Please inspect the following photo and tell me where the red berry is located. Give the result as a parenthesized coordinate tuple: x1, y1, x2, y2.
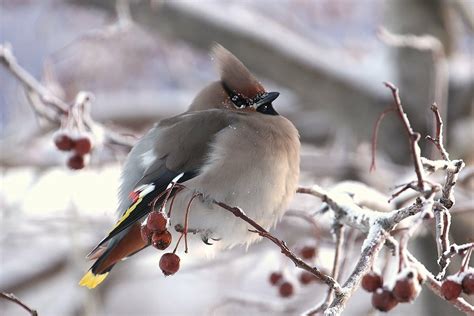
(393, 272, 420, 303)
(361, 272, 383, 293)
(54, 133, 74, 151)
(269, 272, 283, 286)
(299, 271, 317, 285)
(441, 279, 462, 300)
(74, 137, 93, 155)
(152, 230, 172, 250)
(301, 246, 317, 260)
(140, 225, 153, 244)
(372, 288, 398, 312)
(146, 212, 168, 233)
(159, 253, 180, 276)
(279, 281, 294, 298)
(67, 154, 85, 170)
(462, 273, 474, 295)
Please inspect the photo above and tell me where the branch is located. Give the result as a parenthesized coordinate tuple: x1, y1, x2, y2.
(0, 292, 38, 316)
(383, 82, 425, 190)
(406, 251, 474, 314)
(0, 43, 134, 150)
(307, 224, 345, 315)
(212, 200, 343, 294)
(298, 185, 426, 314)
(426, 104, 450, 160)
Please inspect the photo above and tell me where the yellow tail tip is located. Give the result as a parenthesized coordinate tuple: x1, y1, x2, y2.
(79, 270, 109, 289)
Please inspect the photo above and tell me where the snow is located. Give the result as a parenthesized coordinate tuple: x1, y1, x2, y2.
(447, 268, 474, 284)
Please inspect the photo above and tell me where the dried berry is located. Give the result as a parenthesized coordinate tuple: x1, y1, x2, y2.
(159, 253, 180, 276)
(362, 272, 383, 293)
(372, 288, 398, 312)
(54, 133, 74, 151)
(152, 230, 172, 250)
(269, 272, 283, 286)
(393, 271, 420, 303)
(67, 154, 85, 170)
(299, 271, 317, 285)
(74, 136, 93, 155)
(441, 279, 462, 300)
(146, 212, 168, 233)
(462, 273, 474, 295)
(279, 281, 294, 298)
(300, 246, 317, 260)
(140, 224, 153, 244)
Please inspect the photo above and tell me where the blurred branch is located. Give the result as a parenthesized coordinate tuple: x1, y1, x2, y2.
(452, 0, 474, 32)
(307, 224, 345, 314)
(0, 43, 135, 150)
(0, 292, 38, 316)
(75, 0, 389, 145)
(378, 27, 448, 147)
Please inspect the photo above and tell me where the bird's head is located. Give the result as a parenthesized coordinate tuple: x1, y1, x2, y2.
(189, 44, 279, 115)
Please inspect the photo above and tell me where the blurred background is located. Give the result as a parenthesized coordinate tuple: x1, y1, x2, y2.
(0, 0, 473, 315)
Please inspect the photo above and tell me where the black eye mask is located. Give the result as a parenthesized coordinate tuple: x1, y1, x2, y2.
(221, 82, 279, 116)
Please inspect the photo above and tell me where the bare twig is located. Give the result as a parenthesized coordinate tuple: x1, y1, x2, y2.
(441, 242, 474, 266)
(212, 200, 343, 294)
(307, 224, 345, 315)
(426, 103, 450, 160)
(0, 292, 38, 316)
(383, 82, 425, 190)
(370, 107, 396, 171)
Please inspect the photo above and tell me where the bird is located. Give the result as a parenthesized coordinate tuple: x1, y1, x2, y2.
(79, 44, 300, 289)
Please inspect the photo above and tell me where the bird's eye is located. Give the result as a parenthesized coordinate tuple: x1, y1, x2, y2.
(231, 94, 247, 108)
(222, 82, 249, 108)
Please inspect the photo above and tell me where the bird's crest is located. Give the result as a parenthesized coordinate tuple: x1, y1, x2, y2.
(212, 44, 265, 100)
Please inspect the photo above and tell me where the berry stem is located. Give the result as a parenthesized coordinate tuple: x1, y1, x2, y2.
(183, 193, 201, 253)
(459, 247, 473, 274)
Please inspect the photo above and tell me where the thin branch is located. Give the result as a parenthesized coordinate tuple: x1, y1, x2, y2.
(383, 82, 425, 190)
(307, 224, 345, 315)
(325, 224, 390, 315)
(0, 292, 38, 316)
(426, 103, 450, 160)
(441, 243, 474, 266)
(370, 107, 396, 171)
(212, 200, 343, 294)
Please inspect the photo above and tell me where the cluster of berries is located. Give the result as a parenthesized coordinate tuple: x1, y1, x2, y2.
(267, 245, 320, 298)
(140, 211, 180, 276)
(54, 130, 94, 170)
(362, 267, 425, 312)
(441, 271, 474, 300)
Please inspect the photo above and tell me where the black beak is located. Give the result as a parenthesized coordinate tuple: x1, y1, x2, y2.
(255, 91, 279, 116)
(255, 91, 279, 107)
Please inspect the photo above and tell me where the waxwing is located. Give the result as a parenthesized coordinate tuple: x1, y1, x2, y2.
(80, 44, 300, 288)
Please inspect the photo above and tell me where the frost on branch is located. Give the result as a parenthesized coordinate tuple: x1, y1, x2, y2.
(1, 40, 473, 315)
